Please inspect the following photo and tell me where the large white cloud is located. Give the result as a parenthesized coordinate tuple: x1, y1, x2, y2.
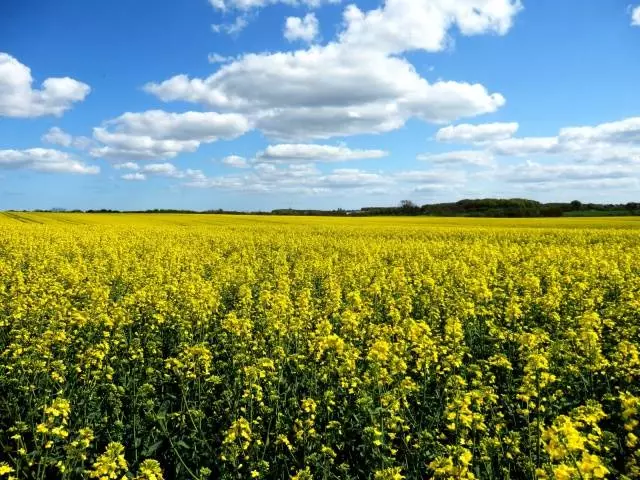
(0, 148, 98, 174)
(257, 143, 387, 162)
(0, 53, 90, 118)
(339, 0, 522, 55)
(145, 48, 505, 140)
(145, 0, 520, 140)
(91, 110, 251, 160)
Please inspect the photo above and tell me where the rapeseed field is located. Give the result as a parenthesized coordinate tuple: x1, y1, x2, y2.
(1, 213, 639, 479)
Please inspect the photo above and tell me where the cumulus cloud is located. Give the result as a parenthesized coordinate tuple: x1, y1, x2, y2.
(632, 5, 640, 26)
(208, 53, 233, 64)
(0, 148, 99, 174)
(0, 53, 90, 118)
(122, 172, 146, 181)
(222, 155, 249, 168)
(436, 116, 640, 164)
(145, 0, 520, 140)
(435, 122, 519, 143)
(284, 13, 319, 42)
(41, 127, 95, 150)
(90, 110, 251, 161)
(184, 162, 393, 193)
(42, 127, 73, 147)
(145, 48, 505, 140)
(338, 0, 522, 56)
(257, 144, 387, 162)
(113, 162, 140, 170)
(417, 150, 495, 166)
(212, 16, 249, 35)
(122, 163, 206, 181)
(489, 137, 560, 156)
(499, 161, 635, 184)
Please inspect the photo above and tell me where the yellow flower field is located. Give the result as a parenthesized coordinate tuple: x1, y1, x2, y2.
(1, 213, 639, 479)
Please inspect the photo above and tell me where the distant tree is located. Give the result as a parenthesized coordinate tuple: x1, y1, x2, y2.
(570, 200, 583, 210)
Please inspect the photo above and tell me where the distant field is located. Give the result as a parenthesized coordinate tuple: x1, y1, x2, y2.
(3, 211, 640, 229)
(1, 213, 639, 479)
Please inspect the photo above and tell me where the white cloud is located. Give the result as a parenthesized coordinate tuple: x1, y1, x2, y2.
(145, 0, 520, 140)
(113, 162, 140, 170)
(123, 163, 205, 181)
(257, 143, 387, 162)
(418, 150, 495, 166)
(284, 13, 319, 43)
(558, 117, 640, 144)
(0, 53, 90, 118)
(141, 163, 206, 180)
(321, 168, 390, 187)
(184, 162, 392, 193)
(208, 53, 233, 64)
(91, 110, 251, 160)
(499, 161, 635, 185)
(631, 5, 640, 26)
(209, 0, 339, 11)
(339, 0, 522, 56)
(0, 148, 99, 174)
(145, 47, 504, 140)
(489, 137, 560, 156)
(212, 16, 249, 35)
(435, 122, 519, 143)
(435, 117, 640, 165)
(42, 127, 73, 147)
(122, 172, 146, 181)
(222, 155, 249, 168)
(41, 127, 95, 150)
(393, 169, 465, 184)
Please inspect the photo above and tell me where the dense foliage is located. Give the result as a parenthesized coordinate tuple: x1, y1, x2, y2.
(26, 198, 640, 218)
(0, 214, 639, 479)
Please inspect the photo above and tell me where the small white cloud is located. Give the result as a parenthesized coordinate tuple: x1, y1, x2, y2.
(122, 172, 146, 181)
(113, 162, 140, 170)
(42, 127, 73, 147)
(418, 150, 494, 166)
(284, 13, 319, 43)
(212, 16, 248, 35)
(222, 155, 249, 168)
(631, 5, 640, 26)
(208, 53, 232, 64)
(0, 53, 90, 118)
(489, 137, 560, 156)
(41, 127, 94, 150)
(257, 143, 387, 162)
(436, 122, 519, 144)
(0, 148, 98, 174)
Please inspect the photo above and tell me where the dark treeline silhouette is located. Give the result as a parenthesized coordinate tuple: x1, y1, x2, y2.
(27, 199, 640, 217)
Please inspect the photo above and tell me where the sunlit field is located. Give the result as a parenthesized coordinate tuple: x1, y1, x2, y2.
(1, 213, 639, 479)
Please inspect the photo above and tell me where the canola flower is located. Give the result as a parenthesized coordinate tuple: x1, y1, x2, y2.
(0, 213, 640, 479)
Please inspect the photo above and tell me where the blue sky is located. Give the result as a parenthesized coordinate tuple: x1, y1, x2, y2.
(1, 0, 639, 211)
